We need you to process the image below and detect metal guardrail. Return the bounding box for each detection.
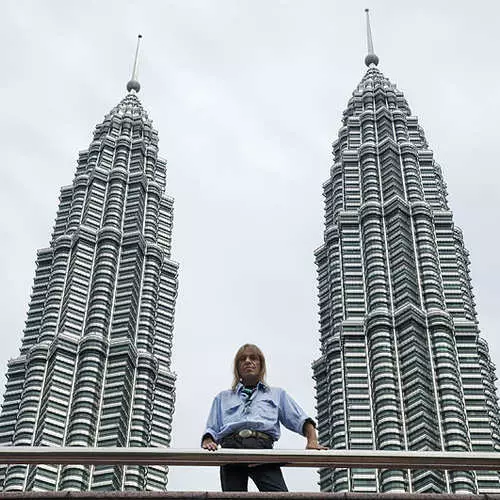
[0,447,499,471]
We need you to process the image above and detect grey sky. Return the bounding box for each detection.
[1,0,499,492]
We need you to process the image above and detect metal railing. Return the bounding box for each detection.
[0,447,499,471]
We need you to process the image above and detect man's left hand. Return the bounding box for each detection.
[303,421,328,450]
[306,439,328,450]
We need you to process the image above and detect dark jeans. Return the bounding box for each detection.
[219,435,288,492]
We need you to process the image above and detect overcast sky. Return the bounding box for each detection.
[1,0,500,493]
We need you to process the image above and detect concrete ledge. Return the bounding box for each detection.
[1,492,500,500]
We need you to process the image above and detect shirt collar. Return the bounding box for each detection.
[236,380,269,393]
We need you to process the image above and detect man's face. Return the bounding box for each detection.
[238,347,261,382]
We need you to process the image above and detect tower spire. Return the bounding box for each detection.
[127,34,142,93]
[364,9,379,67]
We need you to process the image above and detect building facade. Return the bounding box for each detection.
[313,14,500,494]
[0,72,178,490]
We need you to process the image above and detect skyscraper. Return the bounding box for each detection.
[0,38,179,491]
[313,11,500,494]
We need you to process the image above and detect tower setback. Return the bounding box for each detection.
[0,48,179,491]
[313,11,500,494]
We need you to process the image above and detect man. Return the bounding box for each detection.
[201,343,326,492]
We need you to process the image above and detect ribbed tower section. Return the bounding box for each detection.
[313,63,500,494]
[0,90,178,491]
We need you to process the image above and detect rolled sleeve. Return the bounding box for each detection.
[278,389,312,436]
[202,394,221,444]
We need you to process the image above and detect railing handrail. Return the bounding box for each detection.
[0,447,499,471]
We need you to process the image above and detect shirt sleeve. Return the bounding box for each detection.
[202,394,221,444]
[278,389,313,436]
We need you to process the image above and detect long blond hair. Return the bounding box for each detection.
[231,344,267,391]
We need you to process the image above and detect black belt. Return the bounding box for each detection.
[230,429,273,440]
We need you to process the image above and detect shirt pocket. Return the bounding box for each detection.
[223,402,242,423]
[256,397,279,422]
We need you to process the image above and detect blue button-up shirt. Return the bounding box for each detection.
[203,382,311,442]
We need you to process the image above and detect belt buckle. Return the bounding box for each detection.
[238,429,253,438]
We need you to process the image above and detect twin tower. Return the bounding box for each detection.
[1,15,499,494]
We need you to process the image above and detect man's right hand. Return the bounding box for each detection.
[202,436,218,451]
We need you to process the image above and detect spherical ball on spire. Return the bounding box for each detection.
[365,53,379,66]
[127,79,141,92]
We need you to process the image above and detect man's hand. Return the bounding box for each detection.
[303,421,328,450]
[202,436,218,451]
[306,439,328,450]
